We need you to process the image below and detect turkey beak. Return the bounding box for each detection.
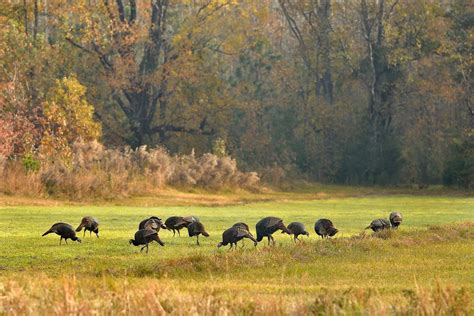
[217,242,222,248]
[161,224,167,230]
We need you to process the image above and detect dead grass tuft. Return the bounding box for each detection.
[0,277,471,315]
[0,141,260,199]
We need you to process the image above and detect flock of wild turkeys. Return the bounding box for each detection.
[42,212,403,253]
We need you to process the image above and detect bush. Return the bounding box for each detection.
[22,154,40,172]
[0,141,260,198]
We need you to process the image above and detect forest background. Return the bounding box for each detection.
[0,0,472,198]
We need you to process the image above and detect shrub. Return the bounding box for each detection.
[21,154,40,172]
[0,141,259,198]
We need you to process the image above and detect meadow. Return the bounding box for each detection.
[0,192,473,314]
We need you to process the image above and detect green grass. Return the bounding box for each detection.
[0,194,473,314]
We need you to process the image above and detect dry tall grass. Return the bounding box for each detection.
[0,141,259,198]
[0,277,470,315]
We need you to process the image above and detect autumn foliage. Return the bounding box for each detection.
[0,0,473,192]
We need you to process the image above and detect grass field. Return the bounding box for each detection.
[0,193,473,314]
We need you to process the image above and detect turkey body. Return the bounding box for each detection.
[314,219,338,238]
[164,216,186,236]
[366,218,391,232]
[75,216,100,238]
[129,229,164,253]
[187,221,209,245]
[139,216,167,232]
[43,223,81,245]
[218,225,257,249]
[287,222,309,241]
[389,212,403,228]
[256,217,291,245]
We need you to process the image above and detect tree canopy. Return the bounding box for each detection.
[1,0,472,187]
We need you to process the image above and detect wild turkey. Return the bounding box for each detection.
[139,216,167,232]
[187,221,209,245]
[365,218,391,232]
[164,216,192,236]
[314,219,338,238]
[287,222,309,242]
[75,216,99,238]
[230,222,253,247]
[218,226,257,249]
[172,215,199,225]
[255,217,291,246]
[42,223,81,245]
[389,212,403,228]
[129,229,164,253]
[232,222,250,231]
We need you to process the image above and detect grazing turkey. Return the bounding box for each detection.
[172,215,199,228]
[181,216,200,225]
[256,217,291,246]
[389,212,403,228]
[286,222,309,242]
[139,216,167,232]
[314,219,338,238]
[187,221,209,245]
[231,222,252,247]
[42,223,81,245]
[75,216,100,238]
[164,216,196,236]
[365,218,391,232]
[129,229,164,253]
[218,226,257,250]
[232,222,250,231]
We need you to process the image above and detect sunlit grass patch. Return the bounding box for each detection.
[0,195,472,313]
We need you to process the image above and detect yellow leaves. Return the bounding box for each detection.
[40,77,101,161]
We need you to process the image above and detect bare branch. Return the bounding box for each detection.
[279,0,312,70]
[65,37,95,54]
[196,0,212,17]
[66,37,114,71]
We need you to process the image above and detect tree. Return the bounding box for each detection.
[40,77,101,160]
[63,0,244,148]
[278,0,338,181]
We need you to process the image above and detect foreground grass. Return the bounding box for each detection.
[0,194,473,314]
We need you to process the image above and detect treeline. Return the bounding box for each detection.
[0,0,472,188]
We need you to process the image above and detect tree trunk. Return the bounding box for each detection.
[359,0,398,182]
[317,0,333,106]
